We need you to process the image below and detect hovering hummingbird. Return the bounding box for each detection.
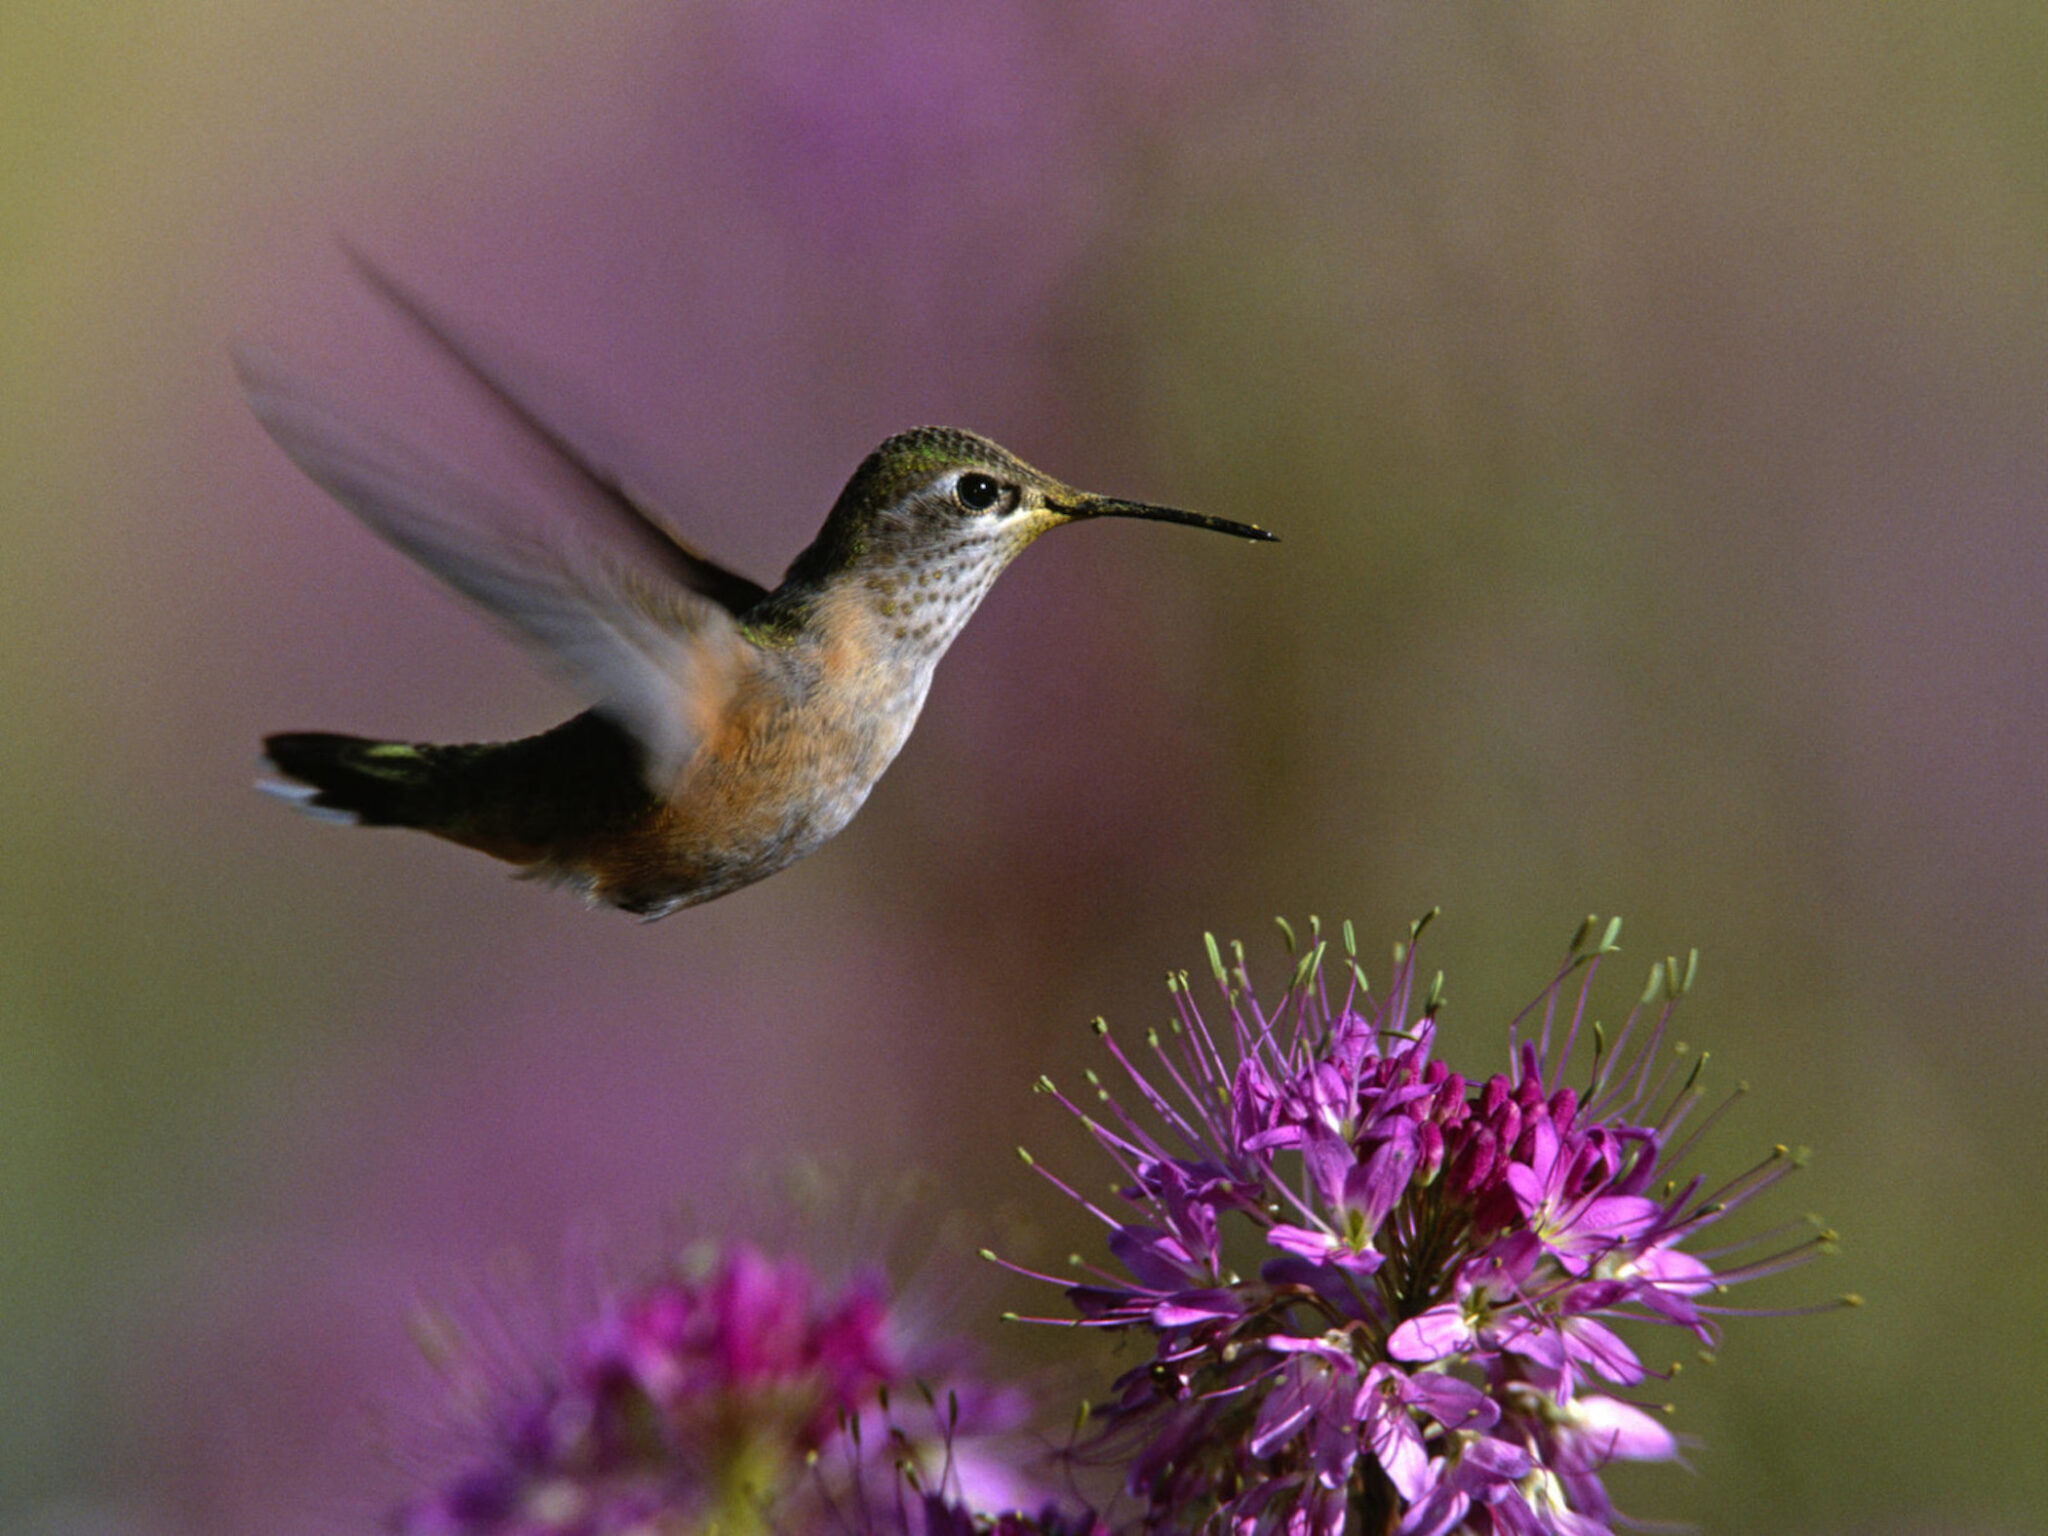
[244,259,1276,918]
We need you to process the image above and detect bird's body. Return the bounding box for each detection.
[247,260,1274,918]
[271,574,975,916]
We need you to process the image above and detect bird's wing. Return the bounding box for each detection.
[238,346,749,785]
[344,245,772,618]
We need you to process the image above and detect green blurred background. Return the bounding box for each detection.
[4,5,2043,1532]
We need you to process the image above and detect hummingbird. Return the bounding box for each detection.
[244,258,1276,919]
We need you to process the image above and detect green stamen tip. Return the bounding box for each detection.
[1640,961,1666,1006]
[1290,946,1319,992]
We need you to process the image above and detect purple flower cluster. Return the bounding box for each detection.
[396,1242,1029,1536]
[1014,915,1838,1536]
[383,917,1843,1536]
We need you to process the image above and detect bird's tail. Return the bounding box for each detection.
[259,732,479,831]
[259,713,653,870]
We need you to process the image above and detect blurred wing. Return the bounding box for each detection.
[344,244,772,618]
[237,346,746,784]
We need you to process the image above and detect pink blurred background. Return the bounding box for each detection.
[5,6,2045,1533]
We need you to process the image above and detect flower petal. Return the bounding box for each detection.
[1560,1396,1681,1466]
[1404,1372,1497,1433]
[1388,1304,1472,1363]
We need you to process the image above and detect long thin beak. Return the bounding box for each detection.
[1061,495,1278,543]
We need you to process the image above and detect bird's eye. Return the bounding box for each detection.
[954,472,1002,513]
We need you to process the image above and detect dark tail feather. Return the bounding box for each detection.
[260,731,452,829]
[260,713,650,868]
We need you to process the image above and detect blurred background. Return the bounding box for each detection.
[4,5,2044,1533]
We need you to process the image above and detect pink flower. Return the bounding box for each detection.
[395,1242,1027,1535]
[1006,915,1843,1535]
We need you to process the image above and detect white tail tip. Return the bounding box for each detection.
[256,776,360,825]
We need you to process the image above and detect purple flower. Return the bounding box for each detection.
[394,1241,1031,1536]
[1007,915,1848,1535]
